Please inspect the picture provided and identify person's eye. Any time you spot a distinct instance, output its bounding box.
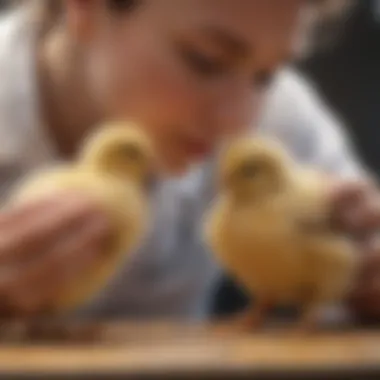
[179,45,228,77]
[252,69,275,90]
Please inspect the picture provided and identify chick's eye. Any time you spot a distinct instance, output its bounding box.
[239,162,261,177]
[120,145,141,160]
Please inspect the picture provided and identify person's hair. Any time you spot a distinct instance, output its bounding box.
[5,0,139,33]
[107,0,139,12]
[300,0,358,58]
[3,0,355,58]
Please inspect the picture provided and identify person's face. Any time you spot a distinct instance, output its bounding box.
[66,0,302,175]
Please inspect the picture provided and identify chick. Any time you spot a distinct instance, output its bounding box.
[7,121,155,313]
[204,137,357,332]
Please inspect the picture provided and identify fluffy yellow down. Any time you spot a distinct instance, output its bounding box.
[7,121,155,313]
[204,137,357,326]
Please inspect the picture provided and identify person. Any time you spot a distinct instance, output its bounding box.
[0,0,378,322]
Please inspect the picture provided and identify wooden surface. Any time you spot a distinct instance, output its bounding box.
[0,322,379,379]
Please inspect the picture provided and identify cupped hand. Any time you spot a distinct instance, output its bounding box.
[329,178,380,322]
[0,192,112,316]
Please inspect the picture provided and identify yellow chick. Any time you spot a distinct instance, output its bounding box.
[7,121,155,313]
[204,137,358,332]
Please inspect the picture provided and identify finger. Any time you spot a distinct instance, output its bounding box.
[0,193,105,265]
[38,218,111,309]
[329,182,367,232]
[331,184,380,235]
[0,217,110,315]
[329,179,369,208]
[347,195,380,234]
[0,192,69,228]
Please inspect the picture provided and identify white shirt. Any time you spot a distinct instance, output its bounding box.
[0,7,365,320]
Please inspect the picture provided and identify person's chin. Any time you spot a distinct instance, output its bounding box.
[166,160,191,177]
[162,155,198,178]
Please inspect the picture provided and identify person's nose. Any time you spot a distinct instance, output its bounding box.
[205,81,260,138]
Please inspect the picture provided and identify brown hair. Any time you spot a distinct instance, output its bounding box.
[294,0,357,59]
[28,0,138,17]
[12,0,138,34]
[12,0,354,57]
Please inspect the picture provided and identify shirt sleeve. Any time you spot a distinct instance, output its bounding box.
[257,68,369,180]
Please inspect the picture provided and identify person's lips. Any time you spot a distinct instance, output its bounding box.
[178,136,212,158]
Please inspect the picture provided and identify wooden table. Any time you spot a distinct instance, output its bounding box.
[0,322,378,379]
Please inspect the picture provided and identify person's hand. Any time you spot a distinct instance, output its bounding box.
[329,179,380,322]
[0,192,111,317]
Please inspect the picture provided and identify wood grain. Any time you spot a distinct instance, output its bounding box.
[0,322,378,379]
